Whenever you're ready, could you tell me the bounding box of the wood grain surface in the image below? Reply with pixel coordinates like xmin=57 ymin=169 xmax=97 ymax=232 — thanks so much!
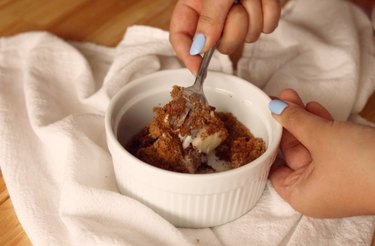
xmin=0 ymin=0 xmax=374 ymax=245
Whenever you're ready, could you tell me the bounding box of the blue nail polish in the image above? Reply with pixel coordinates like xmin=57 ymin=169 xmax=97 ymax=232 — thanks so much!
xmin=190 ymin=33 xmax=206 ymax=55
xmin=269 ymin=99 xmax=288 ymax=115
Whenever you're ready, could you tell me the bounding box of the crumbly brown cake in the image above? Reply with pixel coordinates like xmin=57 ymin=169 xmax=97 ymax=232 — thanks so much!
xmin=215 ymin=112 xmax=266 ymax=168
xmin=123 ymin=85 xmax=266 ymax=173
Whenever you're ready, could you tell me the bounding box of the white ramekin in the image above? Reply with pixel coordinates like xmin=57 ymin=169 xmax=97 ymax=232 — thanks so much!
xmin=105 ymin=69 xmax=282 ymax=228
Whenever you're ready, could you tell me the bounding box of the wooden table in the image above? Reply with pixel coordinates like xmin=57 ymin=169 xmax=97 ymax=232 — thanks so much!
xmin=0 ymin=0 xmax=374 ymax=245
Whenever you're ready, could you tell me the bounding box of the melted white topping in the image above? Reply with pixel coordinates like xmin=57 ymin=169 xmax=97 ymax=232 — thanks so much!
xmin=164 ymin=114 xmax=169 ymax=123
xmin=179 ymin=130 xmax=223 ymax=154
xmin=192 ymin=131 xmax=222 ymax=154
xmin=181 ymin=135 xmax=193 ymax=149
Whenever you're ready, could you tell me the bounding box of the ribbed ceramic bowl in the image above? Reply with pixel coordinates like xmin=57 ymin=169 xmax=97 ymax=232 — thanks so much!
xmin=105 ymin=69 xmax=282 ymax=228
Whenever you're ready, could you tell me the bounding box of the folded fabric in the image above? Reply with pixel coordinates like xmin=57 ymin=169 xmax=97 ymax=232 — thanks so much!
xmin=1 ymin=0 xmax=374 ymax=245
xmin=238 ymin=0 xmax=375 ymax=121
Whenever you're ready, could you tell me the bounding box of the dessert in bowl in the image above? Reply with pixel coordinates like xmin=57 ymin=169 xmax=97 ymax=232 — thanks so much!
xmin=105 ymin=69 xmax=282 ymax=228
xmin=124 ymin=85 xmax=266 ymax=174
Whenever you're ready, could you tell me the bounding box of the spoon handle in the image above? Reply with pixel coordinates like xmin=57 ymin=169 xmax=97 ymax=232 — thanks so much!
xmin=192 ymin=45 xmax=217 ymax=91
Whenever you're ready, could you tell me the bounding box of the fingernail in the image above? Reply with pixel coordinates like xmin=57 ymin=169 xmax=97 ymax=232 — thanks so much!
xmin=190 ymin=33 xmax=206 ymax=55
xmin=269 ymin=99 xmax=288 ymax=115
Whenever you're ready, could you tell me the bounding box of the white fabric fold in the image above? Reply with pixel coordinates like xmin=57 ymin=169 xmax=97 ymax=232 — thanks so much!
xmin=1 ymin=0 xmax=375 ymax=245
xmin=237 ymin=0 xmax=375 ymax=121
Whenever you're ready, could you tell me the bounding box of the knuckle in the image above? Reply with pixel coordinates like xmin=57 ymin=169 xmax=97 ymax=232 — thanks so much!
xmin=218 ymin=44 xmax=235 ymax=54
xmin=199 ymin=14 xmax=220 ymax=28
xmin=263 ymin=20 xmax=279 ymax=33
xmin=245 ymin=31 xmax=261 ymax=42
xmin=282 ymin=106 xmax=301 ymax=128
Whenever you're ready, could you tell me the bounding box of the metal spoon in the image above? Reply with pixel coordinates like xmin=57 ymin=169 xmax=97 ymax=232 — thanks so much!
xmin=174 ymin=45 xmax=217 ymax=127
xmin=182 ymin=45 xmax=216 ymax=105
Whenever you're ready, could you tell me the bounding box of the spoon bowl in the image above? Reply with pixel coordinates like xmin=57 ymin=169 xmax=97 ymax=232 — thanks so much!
xmin=175 ymin=46 xmax=216 ymax=127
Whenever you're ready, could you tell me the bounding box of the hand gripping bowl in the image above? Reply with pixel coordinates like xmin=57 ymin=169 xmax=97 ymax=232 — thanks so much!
xmin=105 ymin=69 xmax=282 ymax=228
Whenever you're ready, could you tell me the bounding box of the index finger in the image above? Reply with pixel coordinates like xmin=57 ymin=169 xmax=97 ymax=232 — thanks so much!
xmin=195 ymin=0 xmax=234 ymax=52
xmin=169 ymin=0 xmax=202 ymax=74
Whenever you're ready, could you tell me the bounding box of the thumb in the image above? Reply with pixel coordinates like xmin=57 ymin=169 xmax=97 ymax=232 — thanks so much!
xmin=190 ymin=0 xmax=234 ymax=55
xmin=268 ymin=99 xmax=330 ymax=150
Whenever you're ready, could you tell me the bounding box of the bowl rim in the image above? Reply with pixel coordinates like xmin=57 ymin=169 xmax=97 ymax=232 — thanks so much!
xmin=105 ymin=68 xmax=282 ymax=181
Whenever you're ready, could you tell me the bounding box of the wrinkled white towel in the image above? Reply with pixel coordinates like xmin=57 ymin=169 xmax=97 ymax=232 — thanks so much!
xmin=1 ymin=0 xmax=375 ymax=245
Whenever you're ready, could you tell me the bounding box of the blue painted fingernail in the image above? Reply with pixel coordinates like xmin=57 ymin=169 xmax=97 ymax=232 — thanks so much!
xmin=269 ymin=99 xmax=288 ymax=115
xmin=190 ymin=33 xmax=206 ymax=55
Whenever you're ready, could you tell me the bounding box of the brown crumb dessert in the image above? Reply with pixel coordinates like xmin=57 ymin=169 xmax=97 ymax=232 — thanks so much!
xmin=123 ymin=85 xmax=266 ymax=173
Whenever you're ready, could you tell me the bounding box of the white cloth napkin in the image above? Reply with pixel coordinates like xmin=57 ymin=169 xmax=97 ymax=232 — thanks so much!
xmin=1 ymin=0 xmax=375 ymax=245
xmin=238 ymin=0 xmax=375 ymax=122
